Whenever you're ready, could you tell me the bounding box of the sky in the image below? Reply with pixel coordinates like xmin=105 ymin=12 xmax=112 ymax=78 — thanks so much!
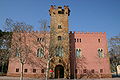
xmin=0 ymin=0 xmax=120 ymax=39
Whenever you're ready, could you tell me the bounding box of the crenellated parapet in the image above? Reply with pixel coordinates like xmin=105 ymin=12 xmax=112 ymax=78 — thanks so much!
xmin=69 ymin=31 xmax=106 ymax=35
xmin=13 ymin=30 xmax=50 ymax=34
xmin=13 ymin=31 xmax=106 ymax=35
xmin=49 ymin=5 xmax=70 ymax=16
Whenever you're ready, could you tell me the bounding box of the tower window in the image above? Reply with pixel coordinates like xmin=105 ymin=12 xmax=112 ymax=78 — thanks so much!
xmin=58 ymin=25 xmax=62 ymax=29
xmin=56 ymin=46 xmax=64 ymax=57
xmin=16 ymin=68 xmax=19 ymax=72
xmin=53 ymin=12 xmax=55 ymax=14
xmin=58 ymin=36 xmax=62 ymax=40
xmin=58 ymin=11 xmax=64 ymax=14
xmin=59 ymin=59 xmax=62 ymax=63
xmin=98 ymin=39 xmax=100 ymax=43
xmin=24 ymin=69 xmax=27 ymax=73
xmin=58 ymin=6 xmax=62 ymax=9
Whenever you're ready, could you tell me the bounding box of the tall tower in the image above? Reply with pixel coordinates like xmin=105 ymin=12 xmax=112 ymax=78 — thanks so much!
xmin=49 ymin=5 xmax=70 ymax=78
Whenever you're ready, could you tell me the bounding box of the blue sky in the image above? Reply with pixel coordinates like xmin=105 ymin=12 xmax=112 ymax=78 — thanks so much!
xmin=0 ymin=0 xmax=120 ymax=39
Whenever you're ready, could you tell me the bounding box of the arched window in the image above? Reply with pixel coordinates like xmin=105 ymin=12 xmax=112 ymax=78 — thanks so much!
xmin=16 ymin=48 xmax=20 ymax=57
xmin=58 ymin=36 xmax=62 ymax=40
xmin=56 ymin=46 xmax=64 ymax=57
xmin=98 ymin=49 xmax=104 ymax=58
xmin=98 ymin=39 xmax=100 ymax=43
xmin=37 ymin=38 xmax=44 ymax=42
xmin=76 ymin=49 xmax=81 ymax=57
xmin=37 ymin=48 xmax=44 ymax=57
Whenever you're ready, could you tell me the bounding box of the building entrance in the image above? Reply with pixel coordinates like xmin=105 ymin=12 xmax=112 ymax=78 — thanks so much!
xmin=55 ymin=65 xmax=64 ymax=78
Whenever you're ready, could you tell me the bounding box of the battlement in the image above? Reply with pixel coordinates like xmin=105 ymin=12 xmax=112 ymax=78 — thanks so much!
xmin=69 ymin=31 xmax=106 ymax=35
xmin=13 ymin=30 xmax=49 ymax=34
xmin=13 ymin=31 xmax=106 ymax=35
xmin=50 ymin=5 xmax=69 ymax=9
xmin=49 ymin=5 xmax=70 ymax=16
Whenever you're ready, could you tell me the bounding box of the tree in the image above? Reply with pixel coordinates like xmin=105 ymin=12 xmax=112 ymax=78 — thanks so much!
xmin=3 ymin=18 xmax=69 ymax=80
xmin=4 ymin=18 xmax=33 ymax=32
xmin=4 ymin=18 xmax=33 ymax=80
xmin=0 ymin=30 xmax=12 ymax=75
xmin=109 ymin=33 xmax=120 ymax=76
xmin=38 ymin=20 xmax=50 ymax=80
xmin=5 ymin=18 xmax=51 ymax=80
xmin=38 ymin=19 xmax=70 ymax=79
xmin=76 ymin=56 xmax=87 ymax=79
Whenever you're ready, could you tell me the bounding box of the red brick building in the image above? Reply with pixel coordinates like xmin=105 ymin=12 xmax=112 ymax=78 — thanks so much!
xmin=7 ymin=6 xmax=111 ymax=79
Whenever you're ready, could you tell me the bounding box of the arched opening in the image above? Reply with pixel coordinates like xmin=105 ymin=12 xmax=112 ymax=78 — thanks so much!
xmin=55 ymin=65 xmax=64 ymax=78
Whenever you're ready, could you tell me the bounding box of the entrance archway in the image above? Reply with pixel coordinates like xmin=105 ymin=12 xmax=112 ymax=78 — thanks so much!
xmin=55 ymin=65 xmax=64 ymax=78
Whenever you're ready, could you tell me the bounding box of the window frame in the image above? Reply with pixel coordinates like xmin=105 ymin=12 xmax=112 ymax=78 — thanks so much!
xmin=98 ymin=39 xmax=101 ymax=43
xmin=58 ymin=11 xmax=64 ymax=14
xmin=80 ymin=38 xmax=81 ymax=42
xmin=33 ymin=69 xmax=36 ymax=73
xmin=37 ymin=48 xmax=44 ymax=57
xmin=58 ymin=25 xmax=62 ymax=29
xmin=16 ymin=48 xmax=20 ymax=57
xmin=98 ymin=48 xmax=104 ymax=58
xmin=74 ymin=39 xmax=76 ymax=42
xmin=41 ymin=69 xmax=44 ymax=73
xmin=100 ymin=69 xmax=103 ymax=73
xmin=83 ymin=69 xmax=87 ymax=73
xmin=16 ymin=68 xmax=19 ymax=72
xmin=37 ymin=38 xmax=44 ymax=42
xmin=24 ymin=69 xmax=28 ymax=73
xmin=77 ymin=39 xmax=79 ymax=42
xmin=56 ymin=46 xmax=64 ymax=57
xmin=58 ymin=36 xmax=62 ymax=41
xmin=76 ymin=48 xmax=81 ymax=58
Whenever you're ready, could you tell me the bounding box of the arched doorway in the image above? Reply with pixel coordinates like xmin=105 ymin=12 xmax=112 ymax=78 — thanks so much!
xmin=55 ymin=65 xmax=64 ymax=78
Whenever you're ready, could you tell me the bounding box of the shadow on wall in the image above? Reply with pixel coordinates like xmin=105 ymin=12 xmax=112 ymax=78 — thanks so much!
xmin=112 ymin=74 xmax=120 ymax=78
xmin=69 ymin=31 xmax=75 ymax=79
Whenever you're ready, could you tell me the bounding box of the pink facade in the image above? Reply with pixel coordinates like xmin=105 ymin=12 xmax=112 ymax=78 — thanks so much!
xmin=70 ymin=31 xmax=111 ymax=78
xmin=7 ymin=32 xmax=49 ymax=78
xmin=7 ymin=31 xmax=111 ymax=78
xmin=7 ymin=6 xmax=111 ymax=79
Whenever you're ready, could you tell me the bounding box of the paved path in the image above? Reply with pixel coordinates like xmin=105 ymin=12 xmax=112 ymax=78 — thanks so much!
xmin=0 ymin=76 xmax=120 ymax=80
xmin=0 ymin=76 xmax=40 ymax=80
